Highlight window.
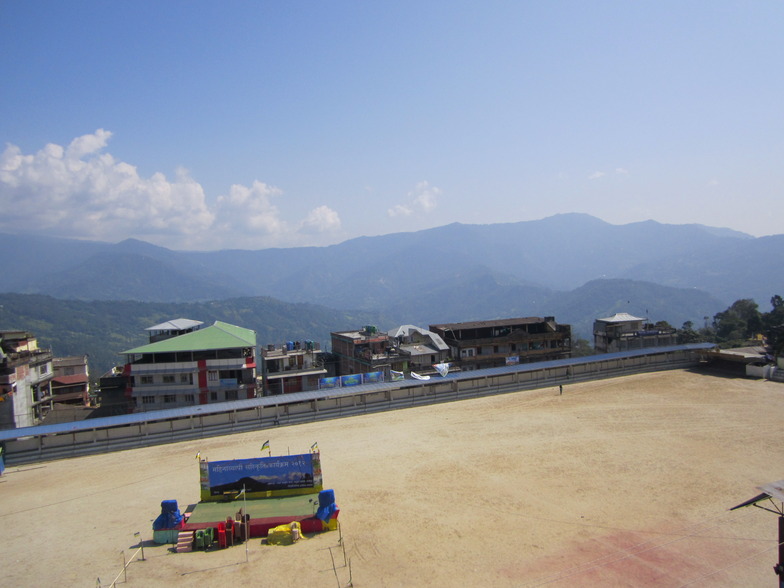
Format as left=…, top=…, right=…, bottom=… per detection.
left=493, top=345, right=499, bottom=353
left=162, top=375, right=175, bottom=384
left=39, top=364, right=49, bottom=375
left=180, top=373, right=192, bottom=385
left=208, top=371, right=218, bottom=382
left=164, top=394, right=176, bottom=403
left=141, top=395, right=155, bottom=405
left=210, top=392, right=218, bottom=402
left=185, top=394, right=195, bottom=404
left=140, top=375, right=153, bottom=385
left=226, top=390, right=238, bottom=401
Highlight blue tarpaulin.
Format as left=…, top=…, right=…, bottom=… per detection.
left=316, top=489, right=337, bottom=523
left=152, top=499, right=183, bottom=530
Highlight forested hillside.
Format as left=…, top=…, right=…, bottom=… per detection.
left=0, top=294, right=386, bottom=378
left=0, top=276, right=729, bottom=379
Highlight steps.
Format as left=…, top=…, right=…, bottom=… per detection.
left=176, top=531, right=194, bottom=553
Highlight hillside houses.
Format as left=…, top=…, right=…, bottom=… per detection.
left=7, top=307, right=692, bottom=423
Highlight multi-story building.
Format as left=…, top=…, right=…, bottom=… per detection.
left=0, top=330, right=54, bottom=429
left=429, top=317, right=572, bottom=371
left=593, top=313, right=677, bottom=353
left=330, top=326, right=407, bottom=377
left=51, top=355, right=91, bottom=407
left=260, top=340, right=328, bottom=395
left=387, top=325, right=450, bottom=375
left=121, top=319, right=257, bottom=411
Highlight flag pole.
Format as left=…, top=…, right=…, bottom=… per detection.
left=243, top=483, right=248, bottom=563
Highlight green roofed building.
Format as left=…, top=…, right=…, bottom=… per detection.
left=120, top=319, right=258, bottom=412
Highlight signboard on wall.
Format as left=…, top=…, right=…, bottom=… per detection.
left=340, top=374, right=361, bottom=387
left=362, top=371, right=384, bottom=384
left=200, top=453, right=323, bottom=501
left=319, top=377, right=340, bottom=389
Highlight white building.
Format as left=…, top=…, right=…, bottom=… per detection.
left=593, top=313, right=677, bottom=353
left=0, top=330, right=54, bottom=429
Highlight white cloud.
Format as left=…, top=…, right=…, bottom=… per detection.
left=387, top=204, right=413, bottom=217
left=0, top=130, right=214, bottom=246
left=588, top=171, right=606, bottom=180
left=215, top=180, right=285, bottom=235
left=0, top=131, right=345, bottom=249
left=615, top=168, right=629, bottom=175
left=387, top=180, right=441, bottom=218
left=412, top=181, right=440, bottom=212
left=299, top=205, right=342, bottom=234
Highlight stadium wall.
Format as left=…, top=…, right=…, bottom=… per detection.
left=1, top=346, right=709, bottom=465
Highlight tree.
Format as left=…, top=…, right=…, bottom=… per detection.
left=713, top=298, right=761, bottom=346
left=571, top=338, right=594, bottom=357
left=762, top=295, right=784, bottom=359
left=678, top=320, right=701, bottom=344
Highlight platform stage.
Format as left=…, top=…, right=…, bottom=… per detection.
left=183, top=494, right=334, bottom=537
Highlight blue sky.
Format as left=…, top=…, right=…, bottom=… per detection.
left=1, top=1, right=782, bottom=250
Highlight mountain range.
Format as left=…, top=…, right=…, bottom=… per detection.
left=1, top=213, right=781, bottom=376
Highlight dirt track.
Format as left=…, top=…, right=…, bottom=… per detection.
left=2, top=369, right=782, bottom=587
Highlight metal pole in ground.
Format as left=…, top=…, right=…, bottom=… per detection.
left=244, top=484, right=249, bottom=564
left=777, top=515, right=784, bottom=588
left=134, top=531, right=145, bottom=561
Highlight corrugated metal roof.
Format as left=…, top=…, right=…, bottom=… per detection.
left=0, top=343, right=715, bottom=443
left=52, top=374, right=88, bottom=385
left=388, top=324, right=449, bottom=351
left=596, top=312, right=646, bottom=323
left=122, top=321, right=256, bottom=354
left=430, top=317, right=547, bottom=330
left=145, top=318, right=204, bottom=331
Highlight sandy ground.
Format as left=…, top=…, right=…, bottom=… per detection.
left=1, top=369, right=783, bottom=587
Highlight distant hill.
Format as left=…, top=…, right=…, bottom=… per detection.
left=0, top=275, right=725, bottom=378
left=1, top=214, right=781, bottom=376
left=2, top=214, right=778, bottom=310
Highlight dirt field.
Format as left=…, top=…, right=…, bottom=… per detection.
left=1, top=369, right=782, bottom=587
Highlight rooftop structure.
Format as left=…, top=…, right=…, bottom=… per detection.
left=593, top=313, right=676, bottom=353
left=387, top=325, right=450, bottom=376
left=145, top=318, right=204, bottom=344
left=330, top=326, right=407, bottom=377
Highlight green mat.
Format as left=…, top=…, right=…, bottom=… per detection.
left=186, top=494, right=317, bottom=524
